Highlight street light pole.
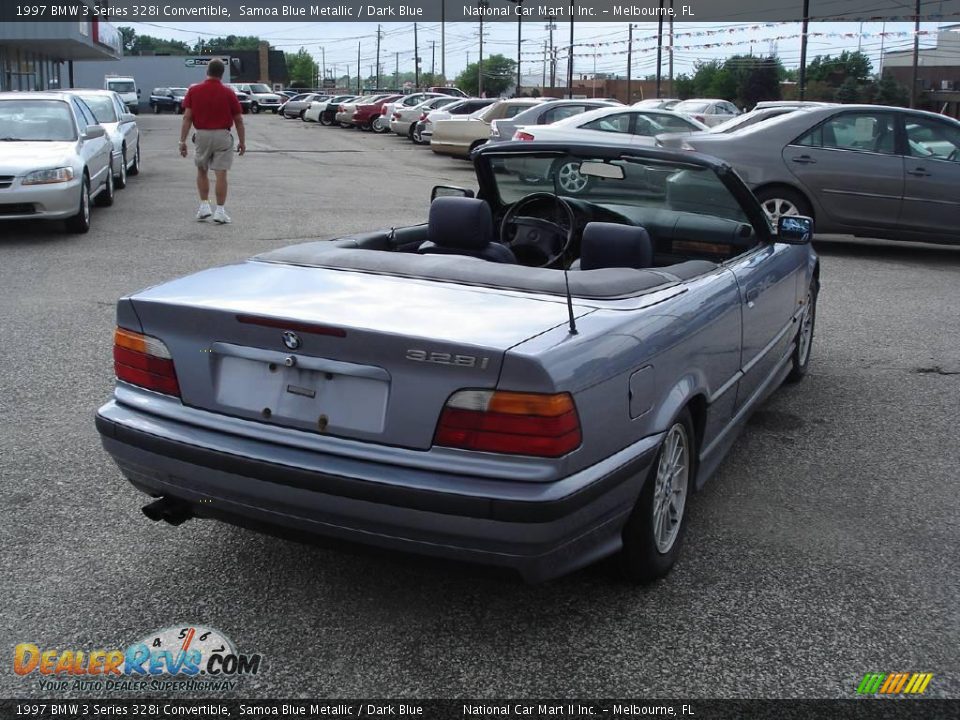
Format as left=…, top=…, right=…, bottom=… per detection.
left=567, top=0, right=575, bottom=99
left=910, top=0, right=920, bottom=108
left=656, top=0, right=664, bottom=98
left=478, top=0, right=487, bottom=97
left=799, top=0, right=810, bottom=101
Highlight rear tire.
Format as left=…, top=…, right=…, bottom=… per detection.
left=787, top=278, right=819, bottom=383
left=115, top=148, right=127, bottom=189
left=412, top=125, right=428, bottom=145
left=251, top=103, right=260, bottom=114
left=320, top=114, right=333, bottom=126
left=153, top=104, right=160, bottom=114
left=618, top=409, right=696, bottom=583
left=95, top=166, right=114, bottom=207
left=65, top=176, right=91, bottom=234
left=371, top=115, right=389, bottom=133
left=128, top=143, right=140, bottom=176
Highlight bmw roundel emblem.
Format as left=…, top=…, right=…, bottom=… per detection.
left=282, top=331, right=301, bottom=350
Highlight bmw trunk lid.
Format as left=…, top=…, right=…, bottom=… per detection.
left=127, top=261, right=590, bottom=449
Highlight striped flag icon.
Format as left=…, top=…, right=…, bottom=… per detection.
left=857, top=672, right=933, bottom=694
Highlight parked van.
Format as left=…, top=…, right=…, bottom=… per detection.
left=104, top=76, right=140, bottom=114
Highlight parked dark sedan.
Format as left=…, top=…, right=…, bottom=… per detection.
left=149, top=87, right=187, bottom=114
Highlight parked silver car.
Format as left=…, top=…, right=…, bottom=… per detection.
left=658, top=104, right=960, bottom=244
left=672, top=98, right=741, bottom=127
left=95, top=142, right=819, bottom=583
left=280, top=93, right=329, bottom=119
left=0, top=92, right=115, bottom=233
left=66, top=90, right=141, bottom=189
left=389, top=96, right=459, bottom=138
left=487, top=98, right=622, bottom=145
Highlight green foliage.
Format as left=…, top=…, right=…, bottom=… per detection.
left=455, top=54, right=517, bottom=97
left=285, top=48, right=318, bottom=88
left=869, top=74, right=911, bottom=107
left=117, top=26, right=190, bottom=55
left=196, top=36, right=264, bottom=53
left=674, top=74, right=696, bottom=99
left=806, top=51, right=872, bottom=86
left=675, top=55, right=783, bottom=107
left=737, top=57, right=782, bottom=108
left=834, top=77, right=861, bottom=104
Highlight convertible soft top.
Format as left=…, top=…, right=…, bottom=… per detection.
left=254, top=242, right=717, bottom=300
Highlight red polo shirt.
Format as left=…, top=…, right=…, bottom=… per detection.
left=182, top=78, right=242, bottom=130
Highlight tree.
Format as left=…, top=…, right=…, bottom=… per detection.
left=869, top=74, right=910, bottom=107
left=197, top=36, right=263, bottom=53
left=806, top=51, right=872, bottom=86
left=674, top=74, right=696, bottom=99
left=736, top=56, right=782, bottom=108
left=285, top=48, right=318, bottom=88
left=117, top=26, right=190, bottom=55
left=454, top=54, right=516, bottom=97
left=834, top=77, right=861, bottom=104
left=118, top=26, right=136, bottom=54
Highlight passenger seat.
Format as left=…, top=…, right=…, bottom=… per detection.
left=572, top=222, right=653, bottom=270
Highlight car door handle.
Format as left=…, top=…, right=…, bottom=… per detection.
left=907, top=167, right=931, bottom=177
left=745, top=288, right=761, bottom=306
left=791, top=155, right=816, bottom=164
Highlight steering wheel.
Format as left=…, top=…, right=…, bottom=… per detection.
left=500, top=193, right=576, bottom=268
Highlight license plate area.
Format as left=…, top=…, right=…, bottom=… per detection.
left=212, top=345, right=389, bottom=434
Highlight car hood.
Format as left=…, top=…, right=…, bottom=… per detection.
left=0, top=141, right=77, bottom=168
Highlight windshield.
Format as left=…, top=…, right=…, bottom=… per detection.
left=77, top=95, right=118, bottom=123
left=495, top=151, right=749, bottom=224
left=0, top=100, right=76, bottom=141
left=107, top=81, right=136, bottom=93
left=171, top=88, right=187, bottom=96
left=711, top=109, right=794, bottom=134
left=249, top=84, right=272, bottom=94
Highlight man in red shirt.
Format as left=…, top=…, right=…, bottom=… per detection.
left=178, top=59, right=246, bottom=224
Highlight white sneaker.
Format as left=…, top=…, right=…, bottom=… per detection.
left=196, top=202, right=212, bottom=221
left=212, top=207, right=231, bottom=224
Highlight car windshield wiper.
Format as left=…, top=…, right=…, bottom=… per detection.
left=0, top=137, right=25, bottom=141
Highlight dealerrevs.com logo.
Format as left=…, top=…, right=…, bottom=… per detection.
left=13, top=625, right=262, bottom=693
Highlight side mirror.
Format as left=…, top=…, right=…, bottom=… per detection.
left=82, top=125, right=106, bottom=140
left=431, top=185, right=475, bottom=201
left=137, top=89, right=142, bottom=97
left=776, top=215, right=814, bottom=244
left=120, top=113, right=136, bottom=123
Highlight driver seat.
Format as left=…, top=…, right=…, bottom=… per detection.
left=418, top=197, right=516, bottom=263
left=573, top=222, right=653, bottom=270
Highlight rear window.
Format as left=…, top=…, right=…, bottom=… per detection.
left=674, top=101, right=710, bottom=113
left=76, top=94, right=118, bottom=123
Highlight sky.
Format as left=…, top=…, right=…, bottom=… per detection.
left=123, top=19, right=953, bottom=83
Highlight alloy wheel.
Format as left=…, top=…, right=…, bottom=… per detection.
left=652, top=423, right=690, bottom=554
left=761, top=197, right=800, bottom=224
left=556, top=161, right=589, bottom=194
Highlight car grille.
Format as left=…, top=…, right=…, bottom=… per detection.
left=0, top=176, right=14, bottom=189
left=0, top=203, right=36, bottom=215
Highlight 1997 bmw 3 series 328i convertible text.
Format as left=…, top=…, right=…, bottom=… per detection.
left=95, top=142, right=819, bottom=583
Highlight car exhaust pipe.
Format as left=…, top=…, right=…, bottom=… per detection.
left=142, top=497, right=192, bottom=527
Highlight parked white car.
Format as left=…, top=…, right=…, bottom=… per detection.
left=0, top=92, right=115, bottom=233
left=66, top=90, right=141, bottom=189
left=413, top=98, right=496, bottom=144
left=379, top=92, right=444, bottom=133
left=104, top=75, right=139, bottom=113
left=389, top=96, right=459, bottom=138
left=671, top=98, right=741, bottom=127
left=227, top=83, right=283, bottom=114
left=513, top=106, right=707, bottom=144
left=632, top=98, right=681, bottom=110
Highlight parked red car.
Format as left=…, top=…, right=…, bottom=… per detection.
left=351, top=94, right=402, bottom=133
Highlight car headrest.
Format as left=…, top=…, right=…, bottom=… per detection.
left=428, top=197, right=493, bottom=250
left=579, top=222, right=653, bottom=270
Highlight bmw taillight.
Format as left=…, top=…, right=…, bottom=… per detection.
left=513, top=131, right=535, bottom=141
left=434, top=390, right=581, bottom=458
left=113, top=327, right=180, bottom=397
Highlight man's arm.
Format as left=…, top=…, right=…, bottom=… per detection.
left=234, top=113, right=246, bottom=156
left=178, top=108, right=193, bottom=157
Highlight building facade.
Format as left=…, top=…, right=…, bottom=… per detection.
left=0, top=10, right=122, bottom=91
left=883, top=24, right=960, bottom=117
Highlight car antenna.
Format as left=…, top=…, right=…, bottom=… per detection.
left=564, top=268, right=578, bottom=336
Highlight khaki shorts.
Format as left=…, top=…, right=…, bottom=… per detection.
left=193, top=129, right=234, bottom=171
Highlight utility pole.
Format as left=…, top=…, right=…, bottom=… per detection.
left=431, top=40, right=436, bottom=79
left=567, top=0, right=574, bottom=99
left=626, top=23, right=632, bottom=103
left=547, top=15, right=556, bottom=89
left=356, top=41, right=361, bottom=94
left=478, top=0, right=487, bottom=97
left=910, top=0, right=920, bottom=108
left=395, top=52, right=399, bottom=90
left=656, top=0, right=664, bottom=98
left=799, top=0, right=810, bottom=100
left=542, top=40, right=547, bottom=89
left=508, top=0, right=524, bottom=96
left=414, top=22, right=420, bottom=90
left=321, top=46, right=326, bottom=81
left=375, top=25, right=381, bottom=91
left=668, top=0, right=674, bottom=96
left=441, top=0, right=446, bottom=81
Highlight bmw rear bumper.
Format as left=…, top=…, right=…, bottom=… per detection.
left=95, top=399, right=659, bottom=582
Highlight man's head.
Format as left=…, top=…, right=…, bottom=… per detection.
left=207, top=59, right=225, bottom=79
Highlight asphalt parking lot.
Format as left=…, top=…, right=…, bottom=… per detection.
left=1, top=113, right=958, bottom=700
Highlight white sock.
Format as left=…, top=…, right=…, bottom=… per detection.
left=199, top=200, right=210, bottom=208
left=216, top=205, right=224, bottom=212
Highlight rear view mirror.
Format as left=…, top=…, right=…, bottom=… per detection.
left=431, top=185, right=475, bottom=201
left=777, top=215, right=814, bottom=244
left=579, top=161, right=624, bottom=180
